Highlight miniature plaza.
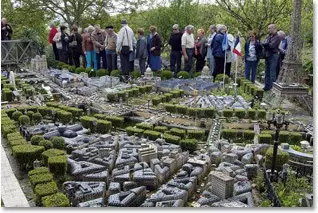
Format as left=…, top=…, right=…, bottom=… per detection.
left=0, top=57, right=314, bottom=208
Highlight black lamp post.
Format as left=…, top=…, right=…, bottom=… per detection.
left=266, top=109, right=289, bottom=182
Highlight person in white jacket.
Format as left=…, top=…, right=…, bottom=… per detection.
left=116, top=19, right=136, bottom=76
left=206, top=25, right=217, bottom=74
left=225, top=33, right=235, bottom=76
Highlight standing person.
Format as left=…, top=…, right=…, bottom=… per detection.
left=244, top=31, right=262, bottom=83
left=91, top=24, right=107, bottom=70
left=136, top=28, right=148, bottom=75
left=148, top=26, right=162, bottom=71
left=262, top=24, right=281, bottom=91
left=54, top=25, right=69, bottom=64
left=116, top=19, right=136, bottom=77
left=82, top=26, right=96, bottom=70
left=207, top=25, right=217, bottom=74
left=225, top=33, right=235, bottom=77
left=1, top=18, right=13, bottom=40
left=48, top=23, right=59, bottom=60
left=105, top=26, right=118, bottom=72
left=147, top=33, right=153, bottom=67
left=168, top=24, right=183, bottom=77
left=68, top=25, right=83, bottom=68
left=276, top=30, right=288, bottom=80
left=194, top=29, right=207, bottom=72
left=211, top=25, right=227, bottom=80
left=182, top=25, right=195, bottom=74
left=81, top=28, right=88, bottom=68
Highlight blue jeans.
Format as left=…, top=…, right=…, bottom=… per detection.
left=207, top=56, right=215, bottom=75
left=85, top=50, right=97, bottom=70
left=96, top=49, right=107, bottom=70
left=106, top=49, right=117, bottom=71
left=245, top=60, right=258, bottom=83
left=264, top=53, right=279, bottom=90
left=170, top=50, right=182, bottom=75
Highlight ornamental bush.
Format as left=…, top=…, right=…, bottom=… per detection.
left=205, top=108, right=216, bottom=118
left=175, top=105, right=187, bottom=115
left=27, top=111, right=34, bottom=119
left=144, top=130, right=161, bottom=141
left=248, top=109, right=256, bottom=120
left=131, top=88, right=139, bottom=97
left=105, top=116, right=124, bottom=128
left=41, top=148, right=66, bottom=166
left=164, top=104, right=176, bottom=113
left=152, top=97, right=161, bottom=106
left=8, top=138, right=27, bottom=147
left=31, top=135, right=45, bottom=145
left=170, top=90, right=181, bottom=98
left=12, top=111, right=23, bottom=121
left=221, top=129, right=237, bottom=140
left=34, top=182, right=58, bottom=204
left=19, top=115, right=30, bottom=126
left=243, top=130, right=255, bottom=142
left=177, top=71, right=191, bottom=79
left=39, top=140, right=54, bottom=150
left=50, top=136, right=65, bottom=150
left=48, top=155, right=68, bottom=176
left=258, top=134, right=272, bottom=144
left=2, top=89, right=13, bottom=101
left=235, top=109, right=246, bottom=119
left=215, top=74, right=230, bottom=84
left=107, top=93, right=117, bottom=102
left=289, top=132, right=302, bottom=145
left=126, top=89, right=134, bottom=97
left=188, top=108, right=203, bottom=118
left=110, top=70, right=120, bottom=77
left=257, top=109, right=266, bottom=120
left=164, top=133, right=181, bottom=145
left=154, top=126, right=168, bottom=133
left=28, top=167, right=50, bottom=177
left=56, top=110, right=72, bottom=124
left=164, top=93, right=173, bottom=102
left=131, top=70, right=141, bottom=79
left=4, top=108, right=17, bottom=119
left=66, top=107, right=83, bottom=119
left=80, top=116, right=97, bottom=130
left=12, top=145, right=45, bottom=169
left=42, top=193, right=70, bottom=207
left=29, top=173, right=53, bottom=188
left=223, top=109, right=234, bottom=118
left=96, top=120, right=111, bottom=134
left=97, top=68, right=108, bottom=77
left=46, top=102, right=60, bottom=108
left=180, top=139, right=198, bottom=153
left=136, top=122, right=153, bottom=130
left=69, top=65, right=76, bottom=73
left=278, top=131, right=290, bottom=144
left=161, top=70, right=173, bottom=80
left=7, top=132, right=23, bottom=141
left=126, top=127, right=144, bottom=137
left=117, top=91, right=127, bottom=101
left=188, top=129, right=205, bottom=140
left=2, top=125, right=16, bottom=138
left=138, top=86, right=147, bottom=94
left=32, top=112, right=43, bottom=124
left=265, top=147, right=289, bottom=170
left=94, top=114, right=106, bottom=120
left=145, top=85, right=153, bottom=93
left=170, top=128, right=186, bottom=138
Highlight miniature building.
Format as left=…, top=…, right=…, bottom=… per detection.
left=139, top=143, right=158, bottom=164
left=209, top=171, right=234, bottom=199
left=108, top=186, right=147, bottom=207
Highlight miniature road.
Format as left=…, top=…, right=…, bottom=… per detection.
left=1, top=143, right=30, bottom=207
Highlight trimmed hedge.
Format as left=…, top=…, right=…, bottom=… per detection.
left=175, top=105, right=187, bottom=115
left=42, top=149, right=66, bottom=166
left=12, top=145, right=45, bottom=169
left=136, top=123, right=153, bottom=130
left=138, top=86, right=147, bottom=94
left=258, top=134, right=272, bottom=144
left=56, top=110, right=72, bottom=124
left=126, top=127, right=144, bottom=137
left=164, top=133, right=181, bottom=145
left=110, top=70, right=121, bottom=77
left=235, top=109, right=246, bottom=119
left=265, top=147, right=289, bottom=170
left=152, top=97, right=161, bottom=106
left=223, top=109, right=234, bottom=118
left=248, top=109, right=256, bottom=120
left=50, top=136, right=65, bottom=150
left=257, top=110, right=266, bottom=120
left=7, top=132, right=23, bottom=141
left=94, top=114, right=106, bottom=120
left=164, top=104, right=176, bottom=114
left=278, top=131, right=290, bottom=144
left=29, top=173, right=54, bottom=188
left=32, top=112, right=43, bottom=124
left=12, top=111, right=23, bottom=121
left=205, top=108, right=216, bottom=118
left=289, top=132, right=302, bottom=145
left=170, top=128, right=186, bottom=138
left=221, top=129, right=237, bottom=140
left=8, top=138, right=27, bottom=147
left=96, top=120, right=112, bottom=134
left=80, top=116, right=97, bottom=130
left=188, top=129, right=205, bottom=140
left=180, top=139, right=198, bottom=153
left=31, top=135, right=45, bottom=146
left=154, top=126, right=168, bottom=133
left=19, top=115, right=30, bottom=126
left=34, top=182, right=58, bottom=204
left=28, top=167, right=50, bottom=177
left=243, top=130, right=255, bottom=142
left=39, top=140, right=54, bottom=150
left=143, top=130, right=161, bottom=141
left=38, top=106, right=52, bottom=117
left=42, top=193, right=70, bottom=207
left=48, top=155, right=68, bottom=176
left=105, top=116, right=124, bottom=128
left=164, top=93, right=173, bottom=102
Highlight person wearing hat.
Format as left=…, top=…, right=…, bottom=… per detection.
left=105, top=25, right=118, bottom=72
left=116, top=19, right=136, bottom=77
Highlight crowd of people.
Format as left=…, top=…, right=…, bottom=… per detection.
left=1, top=17, right=288, bottom=92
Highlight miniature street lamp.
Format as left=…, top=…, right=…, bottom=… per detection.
left=266, top=109, right=289, bottom=182
left=92, top=120, right=97, bottom=133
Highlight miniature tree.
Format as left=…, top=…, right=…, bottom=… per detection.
left=39, top=140, right=54, bottom=150
left=19, top=115, right=30, bottom=127
left=33, top=112, right=43, bottom=124
left=31, top=135, right=45, bottom=146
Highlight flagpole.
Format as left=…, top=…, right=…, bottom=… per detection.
left=234, top=54, right=238, bottom=99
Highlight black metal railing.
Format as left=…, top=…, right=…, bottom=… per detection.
left=262, top=164, right=282, bottom=207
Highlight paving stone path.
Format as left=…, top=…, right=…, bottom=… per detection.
left=1, top=143, right=30, bottom=207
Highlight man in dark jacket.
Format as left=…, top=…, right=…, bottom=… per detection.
left=211, top=24, right=227, bottom=80
left=168, top=24, right=183, bottom=77
left=69, top=25, right=83, bottom=68
left=136, top=28, right=148, bottom=75
left=1, top=18, right=13, bottom=40
left=262, top=24, right=281, bottom=91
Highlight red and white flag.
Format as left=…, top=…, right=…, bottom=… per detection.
left=232, top=35, right=242, bottom=56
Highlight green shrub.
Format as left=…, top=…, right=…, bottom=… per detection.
left=27, top=111, right=35, bottom=119
left=46, top=102, right=60, bottom=108
left=248, top=109, right=256, bottom=120
left=154, top=126, right=168, bottom=133
left=164, top=93, right=173, bottom=102
left=164, top=133, right=181, bottom=145
left=7, top=132, right=23, bottom=141
left=75, top=67, right=85, bottom=74
left=170, top=90, right=181, bottom=98
left=131, top=88, right=139, bottom=97
left=69, top=65, right=76, bottom=73
left=175, top=105, right=187, bottom=114
left=145, top=85, right=153, bottom=93
left=66, top=107, right=83, bottom=119
left=144, top=130, right=161, bottom=141
left=19, top=115, right=30, bottom=126
left=255, top=88, right=264, bottom=99
left=34, top=182, right=58, bottom=204
left=180, top=139, right=198, bottom=153
left=215, top=74, right=230, bottom=84
left=126, top=127, right=144, bottom=137
left=28, top=167, right=50, bottom=177
left=177, top=71, right=191, bottom=79
left=48, top=155, right=68, bottom=176
left=32, top=112, right=43, bottom=124
left=257, top=110, right=266, bottom=120
left=42, top=193, right=70, bottom=207
left=205, top=108, right=216, bottom=118
left=126, top=89, right=134, bottom=97
left=80, top=116, right=97, bottom=130
left=187, top=108, right=203, bottom=118
left=8, top=138, right=27, bottom=147
left=131, top=70, right=141, bottom=79
left=278, top=131, right=290, bottom=144
left=29, top=173, right=53, bottom=188
left=39, top=140, right=54, bottom=150
left=97, top=68, right=108, bottom=77
left=117, top=91, right=127, bottom=101
left=221, top=129, right=238, bottom=140
left=4, top=108, right=17, bottom=118
left=159, top=95, right=166, bottom=103
left=105, top=116, right=124, bottom=128
left=265, top=147, right=289, bottom=170
left=50, top=136, right=65, bottom=150
left=289, top=132, right=302, bottom=145
left=96, top=120, right=111, bottom=134
left=161, top=70, right=173, bottom=80
left=107, top=93, right=117, bottom=102
left=152, top=97, right=161, bottom=106
left=110, top=70, right=121, bottom=77
left=2, top=89, right=13, bottom=101
left=12, top=111, right=23, bottom=121
left=193, top=72, right=201, bottom=77
left=188, top=129, right=205, bottom=140
left=42, top=149, right=66, bottom=166
left=12, top=145, right=45, bottom=169
left=258, top=134, right=272, bottom=144
left=170, top=128, right=186, bottom=138
left=243, top=130, right=255, bottom=142
left=31, top=135, right=45, bottom=145
left=2, top=125, right=16, bottom=138
left=235, top=109, right=246, bottom=119
left=223, top=109, right=234, bottom=118
left=94, top=114, right=106, bottom=120
left=136, top=122, right=153, bottom=130
left=164, top=104, right=176, bottom=113
left=138, top=86, right=147, bottom=94
left=56, top=110, right=72, bottom=124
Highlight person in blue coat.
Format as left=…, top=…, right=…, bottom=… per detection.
left=244, top=31, right=262, bottom=83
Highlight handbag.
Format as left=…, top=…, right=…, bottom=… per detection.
left=121, top=28, right=131, bottom=55
left=69, top=35, right=77, bottom=47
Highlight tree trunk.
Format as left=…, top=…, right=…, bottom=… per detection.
left=277, top=0, right=303, bottom=84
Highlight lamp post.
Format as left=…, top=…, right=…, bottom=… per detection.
left=266, top=109, right=289, bottom=182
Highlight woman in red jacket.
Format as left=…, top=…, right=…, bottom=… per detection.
left=48, top=23, right=59, bottom=60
